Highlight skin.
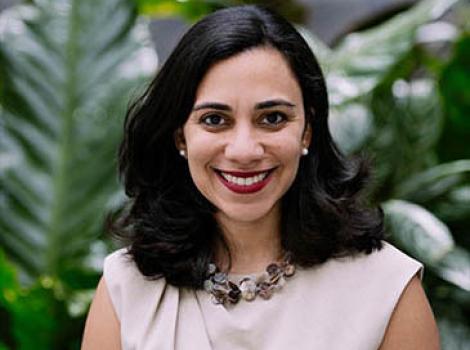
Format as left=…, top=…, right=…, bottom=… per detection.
left=81, top=277, right=121, bottom=349
left=178, top=47, right=311, bottom=273
left=379, top=274, right=440, bottom=349
left=81, top=46, right=440, bottom=349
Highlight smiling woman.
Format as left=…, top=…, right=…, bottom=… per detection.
left=179, top=47, right=309, bottom=228
left=81, top=5, right=439, bottom=350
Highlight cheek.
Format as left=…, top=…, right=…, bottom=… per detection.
left=184, top=125, right=214, bottom=163
left=183, top=126, right=220, bottom=190
left=268, top=130, right=303, bottom=182
left=269, top=128, right=303, bottom=158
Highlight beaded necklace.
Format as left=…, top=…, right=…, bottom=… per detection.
left=203, top=253, right=296, bottom=305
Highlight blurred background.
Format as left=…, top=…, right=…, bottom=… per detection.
left=0, top=0, right=468, bottom=348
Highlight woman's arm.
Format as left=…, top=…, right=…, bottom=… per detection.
left=379, top=274, right=440, bottom=350
left=81, top=277, right=121, bottom=350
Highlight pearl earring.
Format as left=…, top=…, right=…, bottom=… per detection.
left=301, top=147, right=309, bottom=156
left=179, top=149, right=186, bottom=158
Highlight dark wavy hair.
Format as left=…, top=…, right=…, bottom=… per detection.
left=112, top=5, right=384, bottom=288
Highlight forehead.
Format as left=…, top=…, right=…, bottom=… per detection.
left=194, top=46, right=302, bottom=105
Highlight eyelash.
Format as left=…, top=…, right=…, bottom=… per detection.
left=200, top=111, right=288, bottom=128
left=260, top=112, right=288, bottom=126
left=200, top=113, right=227, bottom=126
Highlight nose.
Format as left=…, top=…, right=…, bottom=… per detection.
left=224, top=123, right=264, bottom=164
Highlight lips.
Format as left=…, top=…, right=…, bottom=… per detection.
left=214, top=168, right=276, bottom=194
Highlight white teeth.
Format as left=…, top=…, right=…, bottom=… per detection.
left=220, top=171, right=269, bottom=186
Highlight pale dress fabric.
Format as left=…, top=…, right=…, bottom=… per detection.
left=103, top=241, right=423, bottom=350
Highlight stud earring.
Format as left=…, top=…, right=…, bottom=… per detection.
left=179, top=149, right=186, bottom=158
left=301, top=147, right=309, bottom=156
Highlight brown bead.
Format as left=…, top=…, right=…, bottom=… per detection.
left=266, top=263, right=281, bottom=276
left=259, top=285, right=274, bottom=300
left=204, top=256, right=295, bottom=305
left=269, top=273, right=281, bottom=284
left=228, top=288, right=241, bottom=303
left=256, top=271, right=270, bottom=284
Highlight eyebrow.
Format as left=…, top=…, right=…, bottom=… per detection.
left=192, top=99, right=296, bottom=112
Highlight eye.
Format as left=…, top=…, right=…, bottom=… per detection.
left=261, top=112, right=287, bottom=126
left=201, top=113, right=226, bottom=126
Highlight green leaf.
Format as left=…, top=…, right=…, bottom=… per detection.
left=433, top=185, right=470, bottom=222
left=365, top=77, right=444, bottom=190
left=438, top=33, right=470, bottom=161
left=328, top=0, right=460, bottom=105
left=440, top=34, right=470, bottom=131
left=394, top=160, right=470, bottom=201
left=328, top=102, right=373, bottom=154
left=383, top=199, right=454, bottom=264
left=438, top=317, right=470, bottom=349
left=0, top=249, right=18, bottom=293
left=434, top=246, right=470, bottom=291
left=0, top=0, right=155, bottom=283
left=136, top=0, right=218, bottom=20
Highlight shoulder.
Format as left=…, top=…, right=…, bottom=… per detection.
left=299, top=241, right=423, bottom=299
left=379, top=274, right=440, bottom=349
left=81, top=277, right=121, bottom=349
left=103, top=247, right=138, bottom=286
left=334, top=241, right=438, bottom=349
left=103, top=247, right=168, bottom=321
left=296, top=241, right=427, bottom=348
left=335, top=240, right=423, bottom=279
left=343, top=241, right=424, bottom=303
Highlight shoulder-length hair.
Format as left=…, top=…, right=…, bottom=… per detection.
left=113, top=5, right=384, bottom=288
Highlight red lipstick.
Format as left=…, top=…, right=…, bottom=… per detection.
left=215, top=169, right=274, bottom=194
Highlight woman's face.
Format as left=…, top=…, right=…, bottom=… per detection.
left=179, top=46, right=310, bottom=224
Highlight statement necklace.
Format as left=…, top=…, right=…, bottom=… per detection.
left=203, top=253, right=296, bottom=305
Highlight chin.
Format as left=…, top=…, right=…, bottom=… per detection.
left=216, top=202, right=278, bottom=224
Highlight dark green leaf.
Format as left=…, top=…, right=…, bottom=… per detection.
left=0, top=0, right=155, bottom=283
left=383, top=199, right=454, bottom=264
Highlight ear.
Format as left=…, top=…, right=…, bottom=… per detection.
left=174, top=128, right=186, bottom=152
left=302, top=123, right=312, bottom=149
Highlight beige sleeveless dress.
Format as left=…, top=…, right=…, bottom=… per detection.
left=103, top=241, right=423, bottom=350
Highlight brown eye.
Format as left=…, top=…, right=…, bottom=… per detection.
left=201, top=114, right=225, bottom=126
left=261, top=112, right=287, bottom=126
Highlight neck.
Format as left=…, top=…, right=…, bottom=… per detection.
left=214, top=205, right=282, bottom=275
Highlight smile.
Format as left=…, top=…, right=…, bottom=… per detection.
left=214, top=168, right=275, bottom=194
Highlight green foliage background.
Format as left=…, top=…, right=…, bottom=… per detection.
left=0, top=0, right=468, bottom=348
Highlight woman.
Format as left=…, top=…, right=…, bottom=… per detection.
left=82, top=5, right=439, bottom=349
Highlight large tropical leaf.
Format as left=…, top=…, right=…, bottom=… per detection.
left=434, top=246, right=470, bottom=291
left=328, top=0, right=460, bottom=105
left=0, top=0, right=156, bottom=283
left=369, top=77, right=444, bottom=188
left=395, top=160, right=470, bottom=202
left=439, top=317, right=470, bottom=350
left=438, top=34, right=470, bottom=161
left=383, top=199, right=470, bottom=292
left=383, top=199, right=454, bottom=264
left=325, top=0, right=460, bottom=155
